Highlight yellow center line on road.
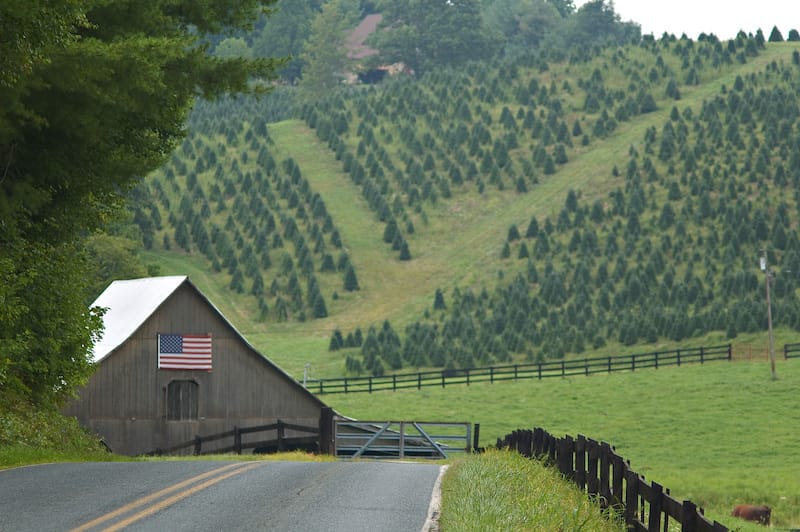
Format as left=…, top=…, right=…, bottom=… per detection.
left=102, top=462, right=264, bottom=532
left=70, top=462, right=260, bottom=532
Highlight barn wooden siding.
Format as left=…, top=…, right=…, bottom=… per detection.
left=65, top=282, right=327, bottom=455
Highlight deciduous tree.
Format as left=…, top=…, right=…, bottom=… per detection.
left=0, top=0, right=280, bottom=406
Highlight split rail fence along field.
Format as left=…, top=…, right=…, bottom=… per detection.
left=782, top=343, right=800, bottom=359
left=308, top=344, right=731, bottom=394
left=147, top=420, right=320, bottom=456
left=496, top=428, right=728, bottom=532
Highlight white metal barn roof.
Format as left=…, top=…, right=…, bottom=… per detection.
left=89, top=275, right=188, bottom=362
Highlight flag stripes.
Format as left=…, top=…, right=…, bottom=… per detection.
left=158, top=333, right=212, bottom=370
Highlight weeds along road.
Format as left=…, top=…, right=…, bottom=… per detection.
left=0, top=460, right=444, bottom=531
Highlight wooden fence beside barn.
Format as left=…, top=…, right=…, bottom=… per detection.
left=147, top=420, right=321, bottom=456
left=309, top=344, right=732, bottom=395
left=495, top=428, right=728, bottom=532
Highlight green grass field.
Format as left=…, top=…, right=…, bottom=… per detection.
left=325, top=358, right=799, bottom=529
left=441, top=450, right=624, bottom=531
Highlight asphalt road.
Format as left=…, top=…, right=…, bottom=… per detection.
left=0, top=460, right=445, bottom=532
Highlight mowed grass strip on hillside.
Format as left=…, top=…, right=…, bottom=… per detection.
left=441, top=450, right=624, bottom=532
left=237, top=47, right=800, bottom=376
left=145, top=44, right=800, bottom=381
left=326, top=359, right=800, bottom=529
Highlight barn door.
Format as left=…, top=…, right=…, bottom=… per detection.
left=166, top=380, right=198, bottom=420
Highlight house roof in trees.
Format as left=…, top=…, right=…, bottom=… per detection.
left=346, top=13, right=382, bottom=59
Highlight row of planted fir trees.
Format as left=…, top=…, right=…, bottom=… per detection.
left=133, top=31, right=800, bottom=377
left=319, top=35, right=800, bottom=376
left=130, top=96, right=362, bottom=322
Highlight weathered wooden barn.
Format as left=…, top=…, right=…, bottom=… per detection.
left=64, top=275, right=333, bottom=456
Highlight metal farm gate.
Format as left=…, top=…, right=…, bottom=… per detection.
left=334, top=420, right=472, bottom=459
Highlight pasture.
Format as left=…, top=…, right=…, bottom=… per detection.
left=326, top=358, right=800, bottom=529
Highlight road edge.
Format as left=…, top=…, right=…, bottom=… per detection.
left=421, top=464, right=448, bottom=532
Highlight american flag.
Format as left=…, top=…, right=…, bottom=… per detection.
left=158, top=333, right=213, bottom=370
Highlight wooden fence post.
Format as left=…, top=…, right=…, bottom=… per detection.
left=575, top=435, right=587, bottom=491
left=319, top=407, right=334, bottom=455
left=473, top=423, right=480, bottom=453
left=548, top=433, right=557, bottom=463
left=587, top=440, right=599, bottom=497
left=681, top=500, right=699, bottom=532
left=234, top=425, right=242, bottom=454
left=624, top=469, right=639, bottom=528
left=277, top=420, right=285, bottom=452
left=599, top=442, right=611, bottom=508
left=648, top=482, right=663, bottom=532
left=533, top=428, right=544, bottom=457
left=194, top=435, right=202, bottom=455
left=559, top=436, right=575, bottom=480
left=611, top=452, right=625, bottom=511
left=528, top=429, right=537, bottom=457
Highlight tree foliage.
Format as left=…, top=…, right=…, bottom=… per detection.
left=299, top=0, right=355, bottom=99
left=0, top=0, right=280, bottom=406
left=369, top=0, right=493, bottom=75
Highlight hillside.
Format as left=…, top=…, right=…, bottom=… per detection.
left=131, top=35, right=800, bottom=378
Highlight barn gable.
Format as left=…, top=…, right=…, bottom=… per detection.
left=65, top=276, right=330, bottom=455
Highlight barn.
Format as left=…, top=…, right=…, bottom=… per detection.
left=63, top=275, right=333, bottom=456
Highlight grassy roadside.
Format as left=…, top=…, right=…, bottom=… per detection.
left=0, top=397, right=121, bottom=469
left=440, top=449, right=623, bottom=531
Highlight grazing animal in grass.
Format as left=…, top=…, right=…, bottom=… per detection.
left=731, top=504, right=771, bottom=525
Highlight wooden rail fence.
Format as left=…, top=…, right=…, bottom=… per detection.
left=783, top=343, right=800, bottom=359
left=147, top=420, right=320, bottom=456
left=308, top=344, right=731, bottom=395
left=495, top=428, right=727, bottom=531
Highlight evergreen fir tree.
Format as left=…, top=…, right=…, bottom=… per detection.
left=399, top=241, right=412, bottom=261
left=312, top=293, right=328, bottom=319
left=433, top=288, right=446, bottom=310
left=344, top=264, right=360, bottom=291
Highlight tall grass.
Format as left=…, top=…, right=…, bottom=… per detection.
left=0, top=397, right=120, bottom=469
left=441, top=450, right=624, bottom=531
